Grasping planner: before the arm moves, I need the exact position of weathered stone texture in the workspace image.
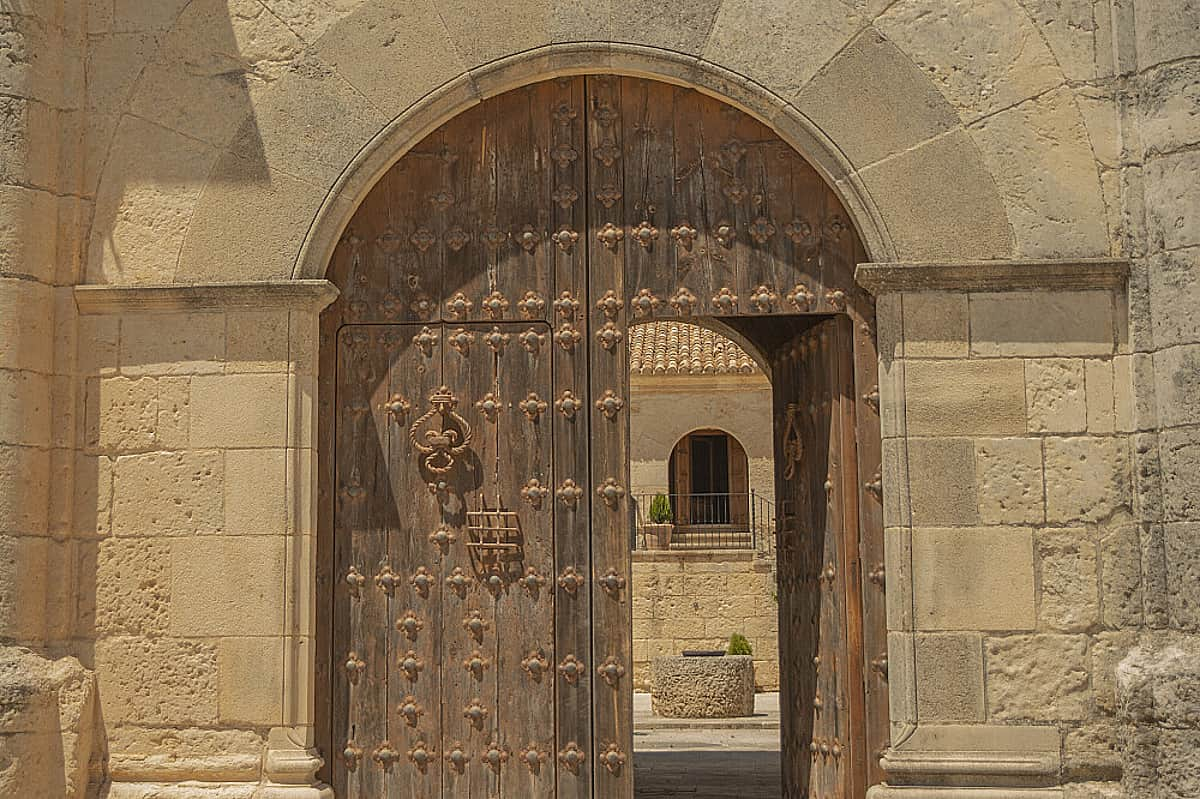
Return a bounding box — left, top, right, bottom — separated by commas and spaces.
901, 292, 969, 358
912, 527, 1036, 631
1118, 638, 1200, 799
94, 636, 218, 726
970, 291, 1116, 357
89, 537, 171, 636
904, 359, 1026, 436
914, 633, 984, 721
650, 655, 755, 718
169, 536, 285, 637
975, 438, 1045, 525
1065, 720, 1123, 782
1145, 150, 1200, 253
1036, 528, 1099, 633
111, 451, 223, 536
1044, 437, 1131, 524
1026, 359, 1087, 433
1164, 523, 1200, 629
1159, 429, 1200, 522
1099, 525, 1144, 628
986, 633, 1090, 721
907, 437, 979, 525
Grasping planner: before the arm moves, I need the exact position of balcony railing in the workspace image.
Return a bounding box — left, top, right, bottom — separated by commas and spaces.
632, 492, 775, 552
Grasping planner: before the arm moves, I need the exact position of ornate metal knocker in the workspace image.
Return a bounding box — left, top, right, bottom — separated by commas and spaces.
409, 386, 473, 474
781, 402, 803, 481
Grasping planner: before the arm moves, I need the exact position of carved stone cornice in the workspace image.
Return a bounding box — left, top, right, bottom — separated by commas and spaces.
74, 280, 339, 314
854, 259, 1129, 295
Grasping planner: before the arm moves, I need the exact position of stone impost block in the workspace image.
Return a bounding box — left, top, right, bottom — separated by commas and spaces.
975, 438, 1045, 525
986, 633, 1090, 722
901, 292, 969, 358
119, 311, 225, 376
1044, 437, 1131, 524
969, 291, 1116, 357
650, 655, 755, 718
905, 359, 1027, 436
170, 536, 285, 637
1064, 720, 1122, 782
226, 310, 290, 373
112, 450, 223, 536
914, 633, 985, 722
912, 527, 1036, 631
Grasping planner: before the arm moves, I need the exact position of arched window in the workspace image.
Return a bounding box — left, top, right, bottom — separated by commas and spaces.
668, 429, 750, 527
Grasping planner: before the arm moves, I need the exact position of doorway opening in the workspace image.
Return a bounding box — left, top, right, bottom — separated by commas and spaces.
315, 73, 887, 799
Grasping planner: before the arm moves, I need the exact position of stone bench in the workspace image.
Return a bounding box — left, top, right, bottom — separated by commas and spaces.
651, 655, 755, 718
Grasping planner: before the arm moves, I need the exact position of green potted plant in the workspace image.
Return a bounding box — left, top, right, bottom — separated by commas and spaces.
645, 493, 674, 549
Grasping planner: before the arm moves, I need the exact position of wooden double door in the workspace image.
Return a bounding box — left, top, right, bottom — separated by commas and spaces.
322, 74, 887, 799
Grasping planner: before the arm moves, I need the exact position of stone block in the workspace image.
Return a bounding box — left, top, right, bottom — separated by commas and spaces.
217, 637, 283, 726
1161, 428, 1200, 521
91, 536, 171, 636
76, 314, 119, 377
794, 28, 959, 169
155, 376, 190, 450
1044, 437, 1131, 524
912, 526, 1036, 631
1092, 631, 1137, 717
73, 452, 112, 538
901, 292, 969, 358
1139, 59, 1200, 158
0, 444, 50, 534
0, 277, 53, 373
975, 437, 1045, 525
1148, 248, 1200, 349
650, 655, 755, 718
0, 368, 51, 448
1165, 522, 1200, 629
1036, 528, 1098, 633
914, 633, 985, 722
94, 636, 218, 725
907, 437, 979, 525
905, 359, 1026, 436
1146, 149, 1200, 252
1153, 343, 1200, 429
1062, 783, 1123, 799
1133, 0, 1200, 70
226, 310, 290, 373
112, 451, 223, 536
119, 312, 225, 376
986, 633, 1090, 721
169, 536, 285, 636
1099, 524, 1144, 628
1086, 359, 1116, 434
224, 448, 287, 535
971, 290, 1117, 358
85, 376, 158, 453
104, 725, 264, 784
1026, 359, 1087, 433
190, 373, 289, 449
0, 536, 49, 641
854, 129, 1013, 260
1064, 720, 1123, 782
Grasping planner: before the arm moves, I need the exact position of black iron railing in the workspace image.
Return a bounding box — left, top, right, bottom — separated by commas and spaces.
632, 492, 775, 552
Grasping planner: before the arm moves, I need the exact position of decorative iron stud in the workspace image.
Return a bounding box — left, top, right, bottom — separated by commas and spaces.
553, 184, 579, 209
519, 392, 549, 421
482, 290, 510, 319
551, 226, 580, 253
521, 650, 550, 681
413, 325, 440, 354
631, 220, 659, 249
428, 190, 454, 211
382, 394, 412, 422
596, 322, 623, 351
373, 742, 401, 771
748, 216, 776, 244
822, 563, 837, 585
519, 327, 547, 353
712, 287, 738, 314
595, 184, 621, 209
631, 288, 660, 318
410, 227, 436, 253
832, 739, 843, 760
344, 566, 366, 597
871, 653, 889, 680
406, 741, 432, 772
483, 326, 510, 354
518, 290, 546, 318
342, 741, 363, 770
515, 224, 542, 253
464, 650, 491, 678
555, 390, 583, 419
482, 226, 507, 251
482, 568, 506, 596
482, 741, 510, 772
399, 695, 424, 726
558, 742, 586, 773
445, 226, 469, 251
594, 389, 624, 420
380, 292, 403, 318
668, 287, 698, 316
448, 327, 474, 356
600, 743, 626, 775
399, 650, 425, 680
597, 223, 624, 252
670, 222, 697, 250
593, 141, 620, 167
462, 610, 489, 641
521, 479, 550, 509
598, 568, 626, 596
864, 470, 883, 498
410, 566, 434, 596
428, 523, 456, 549
595, 289, 623, 319
344, 651, 366, 684
557, 567, 586, 594
551, 142, 578, 169
554, 290, 581, 318
825, 214, 847, 240
596, 478, 625, 507
750, 285, 778, 313
445, 567, 470, 595
410, 294, 435, 319
518, 566, 547, 594
723, 179, 748, 203
784, 218, 813, 244
475, 392, 501, 422
863, 385, 881, 413
714, 222, 735, 248
445, 293, 473, 320
519, 744, 547, 774
597, 656, 626, 686
397, 610, 423, 640
869, 563, 886, 588
555, 323, 582, 351
557, 479, 585, 508
445, 742, 469, 773
463, 700, 489, 728
558, 654, 584, 684
825, 288, 847, 310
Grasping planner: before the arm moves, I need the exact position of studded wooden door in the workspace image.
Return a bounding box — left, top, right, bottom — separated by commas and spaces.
320, 74, 887, 799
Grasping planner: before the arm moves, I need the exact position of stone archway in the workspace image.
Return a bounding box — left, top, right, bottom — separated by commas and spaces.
317, 73, 887, 799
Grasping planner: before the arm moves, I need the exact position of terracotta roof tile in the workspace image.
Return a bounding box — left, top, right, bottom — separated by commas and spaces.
628, 321, 760, 376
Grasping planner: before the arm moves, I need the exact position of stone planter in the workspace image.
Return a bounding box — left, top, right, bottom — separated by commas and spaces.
643, 522, 674, 550
651, 655, 755, 718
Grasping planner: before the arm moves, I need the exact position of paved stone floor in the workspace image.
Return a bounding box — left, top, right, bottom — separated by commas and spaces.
634, 693, 782, 799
